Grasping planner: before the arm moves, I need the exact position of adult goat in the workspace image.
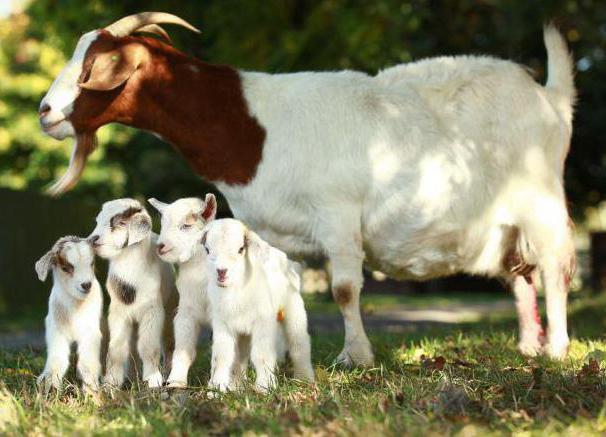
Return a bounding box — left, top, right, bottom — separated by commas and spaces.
39, 12, 576, 364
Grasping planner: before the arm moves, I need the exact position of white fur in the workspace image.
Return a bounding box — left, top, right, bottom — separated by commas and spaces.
39, 31, 99, 140
215, 26, 575, 362
148, 195, 216, 387
203, 219, 314, 393
35, 237, 103, 393
89, 198, 176, 388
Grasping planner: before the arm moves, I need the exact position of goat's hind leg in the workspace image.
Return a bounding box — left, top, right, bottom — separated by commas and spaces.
524, 201, 575, 359
509, 275, 544, 356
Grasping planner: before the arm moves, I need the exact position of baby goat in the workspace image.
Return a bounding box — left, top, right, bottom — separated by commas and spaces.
148, 194, 217, 387
89, 199, 176, 388
202, 219, 314, 393
35, 236, 102, 393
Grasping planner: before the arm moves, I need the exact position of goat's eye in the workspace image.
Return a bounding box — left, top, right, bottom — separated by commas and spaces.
61, 265, 73, 274
181, 223, 192, 230
238, 246, 245, 255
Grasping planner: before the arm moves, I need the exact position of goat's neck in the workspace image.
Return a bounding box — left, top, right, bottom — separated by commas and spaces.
125, 55, 266, 185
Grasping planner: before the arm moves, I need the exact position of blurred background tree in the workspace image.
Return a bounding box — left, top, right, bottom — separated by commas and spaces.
0, 0, 605, 315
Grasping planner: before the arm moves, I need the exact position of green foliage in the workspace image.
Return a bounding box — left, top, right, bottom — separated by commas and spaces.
0, 1, 605, 214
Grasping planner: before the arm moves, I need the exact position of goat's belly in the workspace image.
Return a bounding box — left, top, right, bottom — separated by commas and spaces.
363, 232, 463, 280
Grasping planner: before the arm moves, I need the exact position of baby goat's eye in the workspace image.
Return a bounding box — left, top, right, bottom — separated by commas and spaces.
238, 246, 245, 255
181, 223, 192, 230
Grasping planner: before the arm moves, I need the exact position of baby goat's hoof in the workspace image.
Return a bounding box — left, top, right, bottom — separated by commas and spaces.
145, 372, 164, 389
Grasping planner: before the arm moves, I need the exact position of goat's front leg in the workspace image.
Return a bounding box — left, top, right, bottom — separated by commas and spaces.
167, 306, 200, 388
208, 323, 236, 393
76, 326, 102, 391
250, 324, 278, 393
38, 327, 70, 393
318, 210, 374, 366
104, 309, 132, 389
137, 305, 165, 388
230, 335, 251, 389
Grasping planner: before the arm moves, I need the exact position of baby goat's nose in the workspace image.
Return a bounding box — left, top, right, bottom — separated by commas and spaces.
157, 243, 169, 255
38, 102, 51, 117
217, 268, 228, 281
80, 281, 92, 292
89, 235, 100, 246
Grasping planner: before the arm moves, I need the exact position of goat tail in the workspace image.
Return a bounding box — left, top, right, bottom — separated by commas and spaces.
543, 24, 576, 128
47, 132, 97, 197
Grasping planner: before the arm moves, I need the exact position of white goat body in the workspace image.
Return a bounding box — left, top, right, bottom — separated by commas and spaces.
89, 199, 176, 388
218, 27, 575, 363
203, 219, 314, 392
35, 236, 103, 392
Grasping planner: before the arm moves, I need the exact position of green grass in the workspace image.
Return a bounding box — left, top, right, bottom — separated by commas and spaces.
1, 294, 606, 435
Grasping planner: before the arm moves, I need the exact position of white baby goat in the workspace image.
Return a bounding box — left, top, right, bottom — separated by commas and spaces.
35, 236, 102, 393
148, 194, 217, 387
88, 198, 176, 389
202, 219, 314, 393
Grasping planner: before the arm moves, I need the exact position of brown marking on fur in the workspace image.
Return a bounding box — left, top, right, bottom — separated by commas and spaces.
184, 212, 199, 226
502, 226, 535, 283
110, 206, 142, 229
332, 282, 353, 306
277, 308, 285, 323
50, 235, 83, 274
69, 32, 265, 187
108, 275, 136, 305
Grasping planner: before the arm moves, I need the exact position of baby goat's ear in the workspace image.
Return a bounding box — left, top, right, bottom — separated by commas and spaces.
148, 198, 167, 215
244, 229, 270, 264
35, 249, 55, 282
200, 193, 217, 222
127, 209, 152, 246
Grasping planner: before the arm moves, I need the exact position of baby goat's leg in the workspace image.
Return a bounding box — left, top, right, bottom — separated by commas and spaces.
38, 328, 70, 393
230, 335, 251, 389
137, 305, 165, 388
76, 327, 102, 391
167, 307, 200, 387
284, 294, 314, 382
209, 324, 236, 392
105, 311, 132, 388
251, 324, 279, 393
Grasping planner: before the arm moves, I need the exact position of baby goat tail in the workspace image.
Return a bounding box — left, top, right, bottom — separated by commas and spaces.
543, 24, 576, 131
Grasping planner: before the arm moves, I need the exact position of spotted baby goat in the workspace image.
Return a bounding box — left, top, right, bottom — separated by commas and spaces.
202, 219, 314, 393
35, 236, 103, 393
88, 198, 176, 388
148, 194, 217, 387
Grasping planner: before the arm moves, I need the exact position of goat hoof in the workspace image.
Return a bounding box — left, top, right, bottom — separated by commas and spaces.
336, 342, 375, 367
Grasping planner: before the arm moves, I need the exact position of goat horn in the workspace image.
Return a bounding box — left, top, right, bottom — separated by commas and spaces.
134, 24, 172, 44
104, 12, 200, 38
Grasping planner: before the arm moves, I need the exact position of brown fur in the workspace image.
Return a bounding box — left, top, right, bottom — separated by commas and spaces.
332, 282, 353, 306
69, 32, 265, 186
502, 226, 535, 283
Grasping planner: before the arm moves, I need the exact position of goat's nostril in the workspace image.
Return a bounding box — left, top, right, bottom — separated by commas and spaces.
38, 103, 51, 117
80, 281, 92, 291
157, 243, 165, 251
217, 268, 228, 281
89, 235, 100, 246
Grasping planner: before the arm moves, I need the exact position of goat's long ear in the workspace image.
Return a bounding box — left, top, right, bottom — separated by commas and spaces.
201, 193, 217, 222
148, 198, 168, 215
79, 44, 143, 91
35, 249, 55, 282
244, 229, 270, 264
127, 210, 152, 246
